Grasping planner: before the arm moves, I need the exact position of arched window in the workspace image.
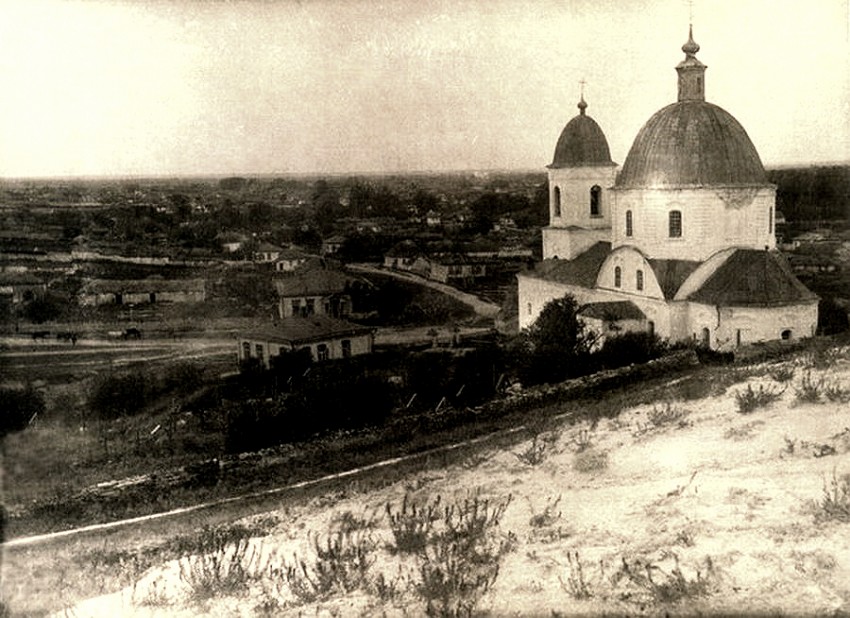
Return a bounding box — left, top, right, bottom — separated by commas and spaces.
590, 185, 601, 217
614, 266, 622, 288
769, 206, 774, 234
669, 210, 682, 238
625, 210, 633, 237
701, 327, 710, 347
553, 187, 561, 218
636, 269, 644, 291
781, 329, 792, 341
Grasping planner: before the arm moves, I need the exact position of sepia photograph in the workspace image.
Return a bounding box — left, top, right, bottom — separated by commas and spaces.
1, 0, 849, 615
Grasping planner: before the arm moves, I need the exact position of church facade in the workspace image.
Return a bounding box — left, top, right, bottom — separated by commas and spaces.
517, 28, 818, 351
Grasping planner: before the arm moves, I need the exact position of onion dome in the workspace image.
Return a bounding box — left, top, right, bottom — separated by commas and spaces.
549, 97, 616, 169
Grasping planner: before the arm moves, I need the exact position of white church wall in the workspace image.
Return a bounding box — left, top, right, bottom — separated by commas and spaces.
611, 186, 776, 261
595, 247, 666, 300
542, 227, 608, 260
548, 166, 618, 230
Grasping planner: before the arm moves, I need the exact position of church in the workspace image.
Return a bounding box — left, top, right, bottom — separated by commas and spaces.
517, 27, 818, 351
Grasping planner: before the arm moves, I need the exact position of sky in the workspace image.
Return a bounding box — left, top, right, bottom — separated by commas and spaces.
0, 0, 848, 178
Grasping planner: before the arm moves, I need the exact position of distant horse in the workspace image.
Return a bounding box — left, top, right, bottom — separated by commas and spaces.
56, 331, 78, 345
31, 331, 50, 341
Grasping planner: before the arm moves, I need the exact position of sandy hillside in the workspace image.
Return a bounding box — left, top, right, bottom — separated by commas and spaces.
56, 347, 850, 617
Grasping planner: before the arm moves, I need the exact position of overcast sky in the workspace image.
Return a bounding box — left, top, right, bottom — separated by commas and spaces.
0, 0, 848, 178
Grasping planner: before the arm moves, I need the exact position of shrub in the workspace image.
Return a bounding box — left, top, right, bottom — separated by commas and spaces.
612, 553, 716, 604
824, 381, 850, 403
0, 385, 44, 437
813, 469, 850, 523
647, 402, 690, 428
280, 528, 377, 603
795, 371, 825, 403
593, 331, 669, 371
177, 526, 266, 601
559, 551, 592, 600
768, 365, 796, 383
734, 383, 785, 414
386, 493, 442, 554
514, 434, 549, 466
417, 494, 514, 618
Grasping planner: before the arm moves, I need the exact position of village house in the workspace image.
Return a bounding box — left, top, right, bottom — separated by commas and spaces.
273, 248, 313, 273
321, 235, 346, 256
237, 316, 375, 367
383, 240, 422, 271
78, 277, 206, 306
274, 266, 361, 319
253, 241, 283, 263
0, 272, 47, 304
517, 28, 818, 351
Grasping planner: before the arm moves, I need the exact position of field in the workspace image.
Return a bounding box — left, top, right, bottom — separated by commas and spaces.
5, 340, 850, 616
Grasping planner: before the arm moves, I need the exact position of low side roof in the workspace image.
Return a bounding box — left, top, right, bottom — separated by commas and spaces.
686, 250, 818, 307
647, 259, 702, 300
525, 242, 611, 288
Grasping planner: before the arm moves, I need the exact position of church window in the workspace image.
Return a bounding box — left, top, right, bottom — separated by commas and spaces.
636, 269, 644, 291
625, 210, 633, 237
648, 321, 655, 337
527, 302, 532, 315
590, 185, 601, 217
769, 206, 774, 234
700, 328, 710, 347
669, 210, 682, 238
614, 266, 622, 288
554, 187, 561, 218
781, 329, 792, 341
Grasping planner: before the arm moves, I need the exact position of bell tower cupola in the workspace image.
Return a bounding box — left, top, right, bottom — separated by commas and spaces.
676, 25, 706, 102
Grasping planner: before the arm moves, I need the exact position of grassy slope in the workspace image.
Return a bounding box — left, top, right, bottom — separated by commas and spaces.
8, 345, 850, 616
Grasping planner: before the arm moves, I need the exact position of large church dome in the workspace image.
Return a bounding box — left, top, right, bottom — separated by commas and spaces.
616, 101, 767, 187
615, 27, 767, 189
550, 97, 616, 168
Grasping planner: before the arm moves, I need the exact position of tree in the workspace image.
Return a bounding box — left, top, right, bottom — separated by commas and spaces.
0, 386, 43, 438
510, 294, 596, 385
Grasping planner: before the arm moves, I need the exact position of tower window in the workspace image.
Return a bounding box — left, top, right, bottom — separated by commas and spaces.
636, 269, 644, 291
669, 210, 682, 238
769, 206, 774, 234
625, 210, 633, 237
554, 187, 561, 218
590, 185, 601, 217
614, 266, 621, 288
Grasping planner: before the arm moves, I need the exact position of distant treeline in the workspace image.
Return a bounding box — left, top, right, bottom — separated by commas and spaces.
768, 165, 850, 222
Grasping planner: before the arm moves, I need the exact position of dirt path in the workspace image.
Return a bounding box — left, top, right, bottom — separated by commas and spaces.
349, 263, 502, 318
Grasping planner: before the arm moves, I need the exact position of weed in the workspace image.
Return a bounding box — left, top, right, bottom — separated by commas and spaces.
571, 428, 593, 453
734, 383, 785, 414
649, 402, 690, 427
783, 436, 797, 455
514, 434, 549, 466
612, 552, 716, 604
369, 567, 413, 603
177, 526, 266, 601
529, 495, 562, 528
417, 493, 514, 618
280, 528, 377, 603
769, 365, 796, 383
573, 449, 608, 473
795, 371, 825, 403
813, 469, 850, 523
386, 493, 442, 554
559, 551, 592, 600
824, 381, 850, 403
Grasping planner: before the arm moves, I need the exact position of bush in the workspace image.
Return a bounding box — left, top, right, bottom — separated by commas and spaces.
814, 470, 850, 523
386, 493, 442, 554
90, 371, 149, 419
795, 371, 825, 403
0, 385, 44, 437
734, 383, 785, 414
177, 525, 267, 601
593, 332, 669, 370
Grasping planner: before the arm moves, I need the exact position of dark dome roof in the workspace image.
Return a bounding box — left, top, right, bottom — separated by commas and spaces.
550, 111, 615, 169
616, 101, 767, 188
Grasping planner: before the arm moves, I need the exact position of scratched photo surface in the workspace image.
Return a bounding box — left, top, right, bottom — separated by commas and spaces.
1, 1, 849, 616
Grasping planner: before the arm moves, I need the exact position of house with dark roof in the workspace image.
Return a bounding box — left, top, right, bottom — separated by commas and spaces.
518, 28, 818, 351
237, 316, 375, 368
274, 266, 364, 319
383, 240, 422, 271
253, 241, 283, 263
